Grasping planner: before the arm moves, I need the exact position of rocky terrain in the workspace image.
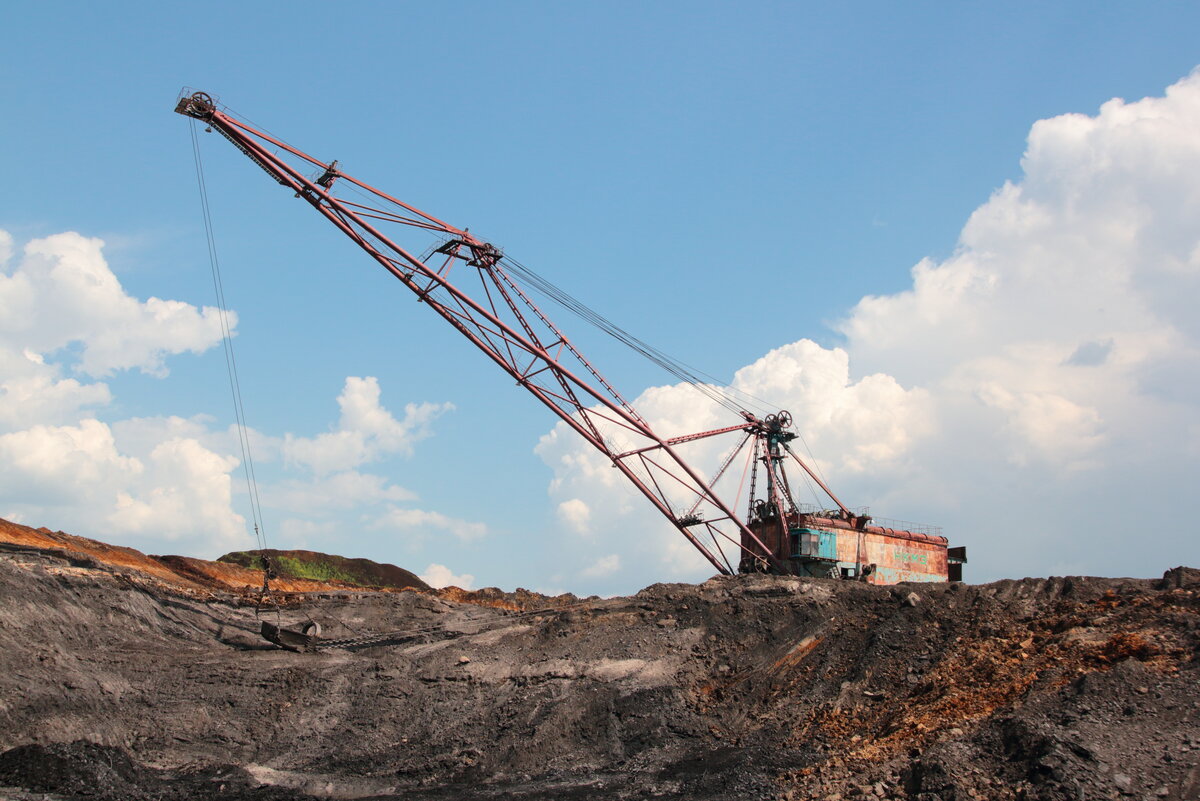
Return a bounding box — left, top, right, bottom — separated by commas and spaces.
0, 517, 1196, 800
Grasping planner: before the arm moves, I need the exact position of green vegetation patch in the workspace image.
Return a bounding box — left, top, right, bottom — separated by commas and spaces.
217, 549, 429, 590
272, 555, 357, 584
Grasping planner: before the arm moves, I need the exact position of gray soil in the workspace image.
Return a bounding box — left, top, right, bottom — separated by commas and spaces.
0, 543, 1197, 800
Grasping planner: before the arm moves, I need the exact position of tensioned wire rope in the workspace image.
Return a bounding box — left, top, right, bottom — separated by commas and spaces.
499, 254, 751, 416
202, 99, 793, 426
495, 254, 840, 489
202, 100, 842, 511
191, 120, 371, 637
189, 119, 268, 555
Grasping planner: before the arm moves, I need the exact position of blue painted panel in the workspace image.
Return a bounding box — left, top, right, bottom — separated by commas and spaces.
792, 528, 840, 561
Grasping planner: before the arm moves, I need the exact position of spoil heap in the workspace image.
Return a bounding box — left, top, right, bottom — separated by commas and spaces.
0, 518, 432, 596
217, 549, 428, 591
0, 520, 1196, 800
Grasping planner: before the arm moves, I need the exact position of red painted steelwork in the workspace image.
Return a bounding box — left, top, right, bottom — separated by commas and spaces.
176, 91, 964, 584
176, 91, 780, 576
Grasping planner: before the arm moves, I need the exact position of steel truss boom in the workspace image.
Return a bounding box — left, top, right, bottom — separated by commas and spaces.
175, 91, 784, 575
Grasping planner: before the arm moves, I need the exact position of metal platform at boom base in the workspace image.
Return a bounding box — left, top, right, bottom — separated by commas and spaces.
744, 508, 967, 584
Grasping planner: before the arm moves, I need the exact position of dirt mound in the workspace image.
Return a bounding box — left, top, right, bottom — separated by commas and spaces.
0, 517, 439, 600
0, 740, 309, 800
0, 517, 208, 589
0, 524, 1196, 800
1159, 565, 1200, 589
219, 548, 430, 590
0, 740, 150, 799
0, 518, 554, 610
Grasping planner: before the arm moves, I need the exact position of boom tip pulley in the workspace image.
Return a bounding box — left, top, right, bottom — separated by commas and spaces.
741, 409, 795, 439
175, 90, 216, 120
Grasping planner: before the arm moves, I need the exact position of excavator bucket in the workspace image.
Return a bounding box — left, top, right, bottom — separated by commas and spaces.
261, 620, 320, 652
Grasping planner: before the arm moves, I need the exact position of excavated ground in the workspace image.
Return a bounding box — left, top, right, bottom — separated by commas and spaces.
0, 529, 1197, 800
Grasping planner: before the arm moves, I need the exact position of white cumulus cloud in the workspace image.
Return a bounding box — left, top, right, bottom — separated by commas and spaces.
0, 372, 112, 429
269, 470, 417, 516
0, 229, 463, 563
536, 69, 1200, 587
0, 418, 248, 552
283, 377, 453, 475
108, 437, 244, 546
556, 498, 592, 535
0, 232, 227, 377
420, 563, 475, 589
0, 231, 249, 555
581, 554, 620, 578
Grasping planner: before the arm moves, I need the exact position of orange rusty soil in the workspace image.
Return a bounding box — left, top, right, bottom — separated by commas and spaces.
0, 517, 555, 610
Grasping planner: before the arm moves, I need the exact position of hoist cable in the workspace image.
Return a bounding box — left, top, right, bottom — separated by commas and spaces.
499, 256, 751, 415
496, 255, 814, 424
208, 104, 829, 506
208, 104, 789, 424
189, 120, 268, 552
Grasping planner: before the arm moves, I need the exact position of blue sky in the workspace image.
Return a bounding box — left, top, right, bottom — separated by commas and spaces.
3, 2, 1199, 593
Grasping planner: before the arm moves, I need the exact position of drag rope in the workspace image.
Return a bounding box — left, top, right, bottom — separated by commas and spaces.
190, 120, 273, 615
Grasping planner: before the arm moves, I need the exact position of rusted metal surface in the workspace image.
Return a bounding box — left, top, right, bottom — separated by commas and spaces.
743, 511, 964, 584
260, 620, 319, 652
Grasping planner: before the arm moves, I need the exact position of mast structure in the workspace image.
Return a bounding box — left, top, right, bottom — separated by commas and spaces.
175, 91, 821, 575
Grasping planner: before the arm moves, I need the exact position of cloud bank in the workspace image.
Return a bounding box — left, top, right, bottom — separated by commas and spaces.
538, 69, 1200, 588
419, 563, 475, 589
282, 377, 453, 475
0, 232, 227, 378
0, 232, 245, 548
0, 230, 484, 561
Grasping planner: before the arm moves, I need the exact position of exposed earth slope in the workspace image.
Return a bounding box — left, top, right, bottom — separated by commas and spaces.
217, 549, 428, 591
0, 519, 1196, 800
0, 519, 432, 596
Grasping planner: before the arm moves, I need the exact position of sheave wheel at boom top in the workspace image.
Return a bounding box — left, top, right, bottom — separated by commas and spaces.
175, 90, 965, 584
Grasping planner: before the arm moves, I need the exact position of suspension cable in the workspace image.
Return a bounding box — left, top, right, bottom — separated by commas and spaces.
207, 102, 793, 425
500, 255, 755, 415
203, 102, 832, 524
189, 120, 268, 553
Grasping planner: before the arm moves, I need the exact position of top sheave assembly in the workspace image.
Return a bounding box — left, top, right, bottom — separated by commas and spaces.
176, 90, 964, 584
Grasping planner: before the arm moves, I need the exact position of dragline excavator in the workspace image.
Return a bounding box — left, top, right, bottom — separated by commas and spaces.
175, 91, 966, 590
